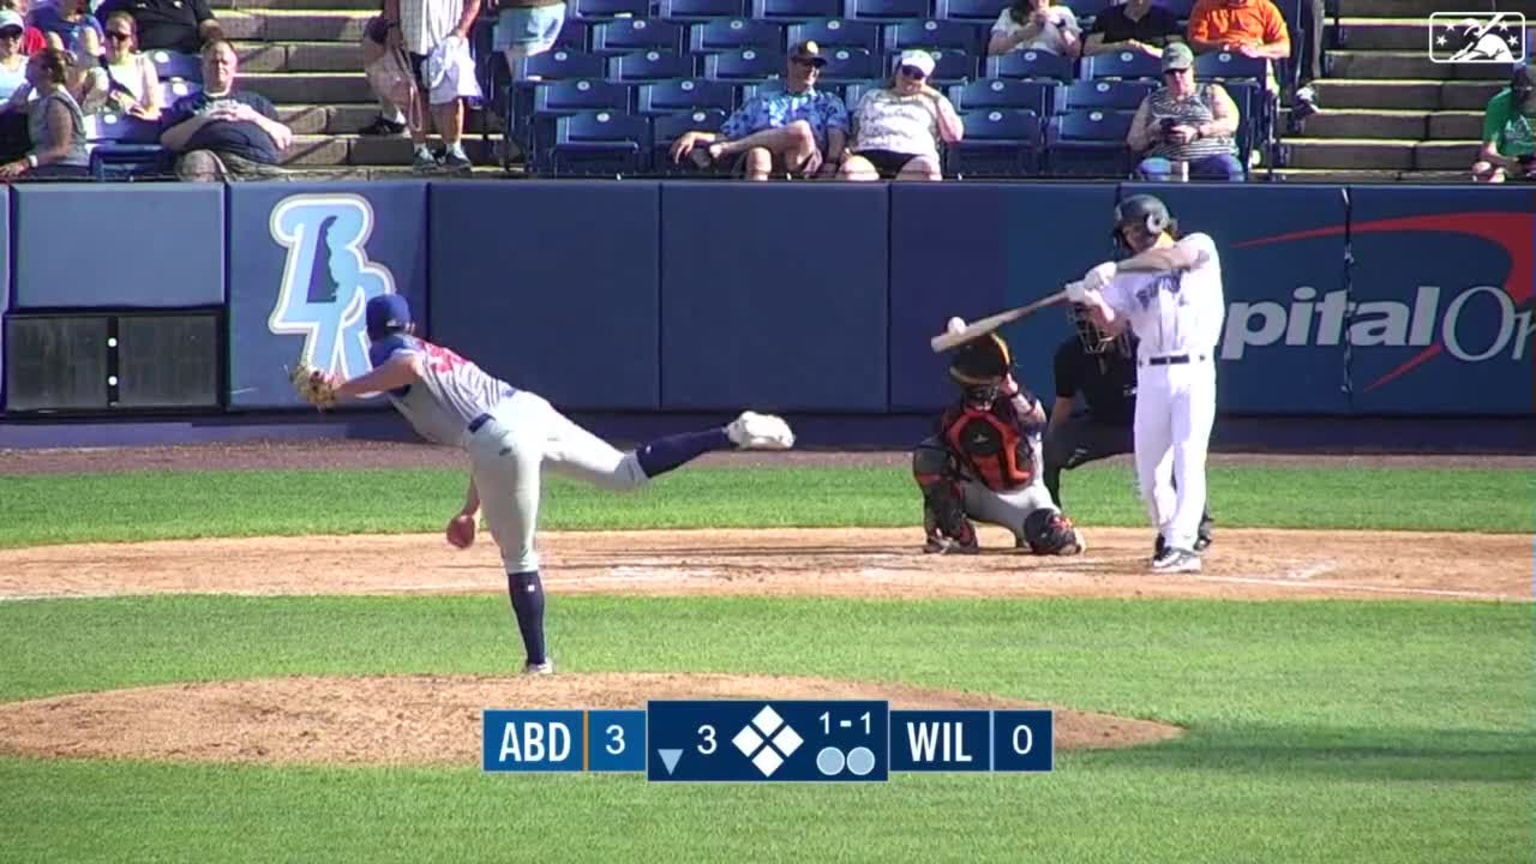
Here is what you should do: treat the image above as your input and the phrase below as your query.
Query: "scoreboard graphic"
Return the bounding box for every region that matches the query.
[482,700,1054,781]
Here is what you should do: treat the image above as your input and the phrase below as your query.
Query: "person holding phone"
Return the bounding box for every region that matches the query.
[1126,42,1244,182]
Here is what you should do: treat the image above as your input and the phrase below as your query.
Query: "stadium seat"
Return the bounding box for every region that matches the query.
[651,108,729,171]
[158,79,200,109]
[882,19,984,53]
[552,19,591,50]
[1044,108,1134,176]
[533,78,634,113]
[947,77,1052,115]
[1058,79,1153,113]
[1158,0,1195,18]
[569,0,652,19]
[933,0,1006,23]
[843,0,928,21]
[590,18,684,53]
[1193,50,1269,83]
[986,49,1075,82]
[1083,48,1161,81]
[511,48,608,80]
[702,47,786,79]
[892,47,974,83]
[751,0,844,21]
[548,110,652,175]
[842,77,883,107]
[945,108,1042,176]
[784,18,881,53]
[607,49,697,81]
[146,49,201,84]
[660,0,746,18]
[820,46,878,80]
[688,18,785,53]
[636,77,738,114]
[83,114,169,181]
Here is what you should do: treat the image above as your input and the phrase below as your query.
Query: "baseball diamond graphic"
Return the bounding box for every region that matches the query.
[731,706,805,776]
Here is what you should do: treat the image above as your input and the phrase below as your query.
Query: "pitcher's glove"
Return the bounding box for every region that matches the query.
[289,360,339,410]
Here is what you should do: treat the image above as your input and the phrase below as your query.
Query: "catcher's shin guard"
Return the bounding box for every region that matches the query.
[913,442,977,554]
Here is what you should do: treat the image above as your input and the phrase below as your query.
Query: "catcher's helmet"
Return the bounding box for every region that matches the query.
[948,332,1012,402]
[1112,194,1174,249]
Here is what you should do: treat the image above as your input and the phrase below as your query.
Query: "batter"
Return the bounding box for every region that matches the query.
[1067,194,1224,572]
[320,295,797,674]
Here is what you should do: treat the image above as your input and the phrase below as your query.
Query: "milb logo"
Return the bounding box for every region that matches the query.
[266,193,397,382]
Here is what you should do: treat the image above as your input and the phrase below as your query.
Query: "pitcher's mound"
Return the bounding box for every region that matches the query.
[0,673,1184,766]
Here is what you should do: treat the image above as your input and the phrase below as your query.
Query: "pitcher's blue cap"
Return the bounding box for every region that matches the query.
[366,294,412,338]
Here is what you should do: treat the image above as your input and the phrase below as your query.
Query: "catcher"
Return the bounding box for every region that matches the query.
[913,318,1086,556]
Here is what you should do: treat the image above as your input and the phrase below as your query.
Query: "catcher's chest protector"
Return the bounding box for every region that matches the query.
[942,402,1033,491]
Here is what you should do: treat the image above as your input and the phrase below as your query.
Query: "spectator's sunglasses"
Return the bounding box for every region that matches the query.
[899,65,926,79]
[106,29,134,42]
[0,28,21,40]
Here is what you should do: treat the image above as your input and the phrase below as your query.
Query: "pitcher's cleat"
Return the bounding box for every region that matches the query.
[523,660,554,676]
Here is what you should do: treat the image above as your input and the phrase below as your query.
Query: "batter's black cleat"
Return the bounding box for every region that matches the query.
[1153,533,1168,561]
[1195,519,1214,552]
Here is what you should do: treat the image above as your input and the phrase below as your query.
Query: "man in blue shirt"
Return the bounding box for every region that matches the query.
[159,39,293,181]
[668,40,848,180]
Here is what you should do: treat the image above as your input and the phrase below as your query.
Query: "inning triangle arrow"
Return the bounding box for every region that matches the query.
[658,749,683,775]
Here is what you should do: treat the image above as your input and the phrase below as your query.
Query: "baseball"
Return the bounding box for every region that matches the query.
[946,316,966,335]
[446,514,476,549]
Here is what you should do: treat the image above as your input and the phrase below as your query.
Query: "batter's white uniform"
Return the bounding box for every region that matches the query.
[1096,233,1225,553]
[370,333,651,573]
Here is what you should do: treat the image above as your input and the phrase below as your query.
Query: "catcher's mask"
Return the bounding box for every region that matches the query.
[948,332,1012,403]
[1112,193,1177,252]
[1067,302,1129,357]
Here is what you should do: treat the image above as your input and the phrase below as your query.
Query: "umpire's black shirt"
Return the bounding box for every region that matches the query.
[1053,337,1137,426]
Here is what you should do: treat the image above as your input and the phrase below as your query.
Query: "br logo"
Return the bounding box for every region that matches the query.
[266,193,397,383]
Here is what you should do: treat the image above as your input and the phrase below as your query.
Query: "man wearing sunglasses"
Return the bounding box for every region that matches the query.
[669,40,849,181]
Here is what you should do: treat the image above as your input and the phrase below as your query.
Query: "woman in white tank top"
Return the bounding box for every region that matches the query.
[79,11,162,120]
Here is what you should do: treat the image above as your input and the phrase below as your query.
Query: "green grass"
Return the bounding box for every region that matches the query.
[0,463,1531,547]
[0,595,1531,863]
[0,461,1532,862]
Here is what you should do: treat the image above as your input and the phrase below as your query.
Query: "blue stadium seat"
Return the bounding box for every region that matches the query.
[607,49,697,81]
[820,46,878,80]
[751,0,843,21]
[1083,48,1162,81]
[1045,108,1134,176]
[533,78,634,113]
[945,109,1042,176]
[784,18,881,53]
[947,77,1052,114]
[702,47,787,79]
[843,0,928,21]
[84,114,170,181]
[892,47,974,83]
[569,0,651,19]
[1058,79,1153,113]
[1193,50,1270,83]
[933,0,1005,23]
[512,48,608,80]
[552,19,591,50]
[590,18,684,53]
[635,77,738,113]
[145,49,201,84]
[1158,0,1195,18]
[882,19,983,53]
[158,79,200,110]
[547,110,652,174]
[660,0,746,18]
[841,77,883,107]
[688,18,785,53]
[986,49,1076,81]
[652,108,730,171]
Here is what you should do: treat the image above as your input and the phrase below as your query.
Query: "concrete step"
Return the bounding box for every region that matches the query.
[215,0,379,11]
[277,102,497,134]
[1310,77,1505,109]
[1273,167,1469,183]
[243,71,373,102]
[1298,108,1482,140]
[1283,138,1480,171]
[281,133,501,166]
[1337,0,1488,17]
[1334,18,1439,51]
[236,40,363,73]
[1326,50,1521,81]
[217,10,376,43]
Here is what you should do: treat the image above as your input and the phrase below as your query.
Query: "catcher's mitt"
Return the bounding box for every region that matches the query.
[289,360,339,409]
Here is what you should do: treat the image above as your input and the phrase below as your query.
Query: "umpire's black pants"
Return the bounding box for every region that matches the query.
[1043,413,1212,533]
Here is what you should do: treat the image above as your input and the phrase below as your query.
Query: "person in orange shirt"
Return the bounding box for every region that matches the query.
[1186,0,1289,60]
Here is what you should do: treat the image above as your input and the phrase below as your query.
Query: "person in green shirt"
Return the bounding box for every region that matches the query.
[1473,64,1535,183]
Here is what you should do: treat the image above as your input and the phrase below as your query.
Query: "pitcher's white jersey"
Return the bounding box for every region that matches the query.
[367,333,516,447]
[1099,232,1226,360]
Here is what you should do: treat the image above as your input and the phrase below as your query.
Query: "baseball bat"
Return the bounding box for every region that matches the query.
[929,289,1071,353]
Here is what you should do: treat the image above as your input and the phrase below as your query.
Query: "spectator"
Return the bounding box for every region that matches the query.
[668,41,848,181]
[79,10,162,119]
[93,0,221,57]
[839,50,962,181]
[0,47,90,179]
[1293,0,1323,117]
[492,0,566,72]
[1082,0,1184,58]
[1125,42,1244,181]
[379,0,481,172]
[1186,0,1288,59]
[31,0,103,62]
[987,0,1081,58]
[159,38,292,181]
[0,9,31,161]
[359,3,410,136]
[1472,64,1535,184]
[4,0,48,56]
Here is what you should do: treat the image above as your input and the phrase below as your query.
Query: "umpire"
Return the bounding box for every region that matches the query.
[1043,304,1213,552]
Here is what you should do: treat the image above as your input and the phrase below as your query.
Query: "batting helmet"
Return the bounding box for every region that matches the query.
[1112,194,1175,250]
[948,332,1012,403]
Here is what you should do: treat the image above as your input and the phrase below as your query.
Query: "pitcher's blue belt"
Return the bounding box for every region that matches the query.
[467,388,519,434]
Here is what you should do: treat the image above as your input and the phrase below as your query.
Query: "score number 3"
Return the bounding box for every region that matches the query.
[697,725,717,755]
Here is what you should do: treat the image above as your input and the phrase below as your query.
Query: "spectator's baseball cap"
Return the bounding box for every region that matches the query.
[1161,42,1194,73]
[896,49,936,79]
[789,40,827,67]
[0,10,24,35]
[366,294,413,340]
